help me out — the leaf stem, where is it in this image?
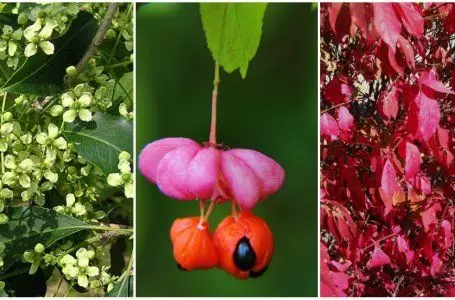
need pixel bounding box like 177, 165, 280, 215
209, 62, 220, 145
104, 60, 132, 70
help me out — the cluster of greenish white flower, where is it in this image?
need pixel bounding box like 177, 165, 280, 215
23, 242, 119, 292
0, 3, 80, 68
0, 2, 134, 296
50, 83, 112, 123
107, 151, 133, 199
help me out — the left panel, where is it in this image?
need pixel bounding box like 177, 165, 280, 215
0, 2, 134, 297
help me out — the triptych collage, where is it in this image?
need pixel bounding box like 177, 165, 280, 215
0, 1, 454, 298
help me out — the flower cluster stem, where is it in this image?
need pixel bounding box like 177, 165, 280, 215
1, 92, 6, 174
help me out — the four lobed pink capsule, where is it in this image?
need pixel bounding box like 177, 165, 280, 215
138, 137, 285, 210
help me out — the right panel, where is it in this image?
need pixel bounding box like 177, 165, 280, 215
320, 3, 455, 297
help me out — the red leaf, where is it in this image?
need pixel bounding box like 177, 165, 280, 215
405, 142, 421, 179
323, 77, 353, 104
430, 253, 440, 277
416, 91, 440, 142
419, 71, 455, 94
321, 113, 339, 141
394, 3, 424, 37
321, 243, 347, 297
381, 159, 397, 200
444, 6, 455, 33
350, 3, 369, 39
367, 243, 391, 269
413, 174, 432, 195
337, 106, 354, 132
374, 3, 401, 53
440, 220, 452, 249
396, 235, 408, 253
331, 271, 349, 290
387, 46, 404, 75
328, 3, 351, 40
422, 203, 441, 232
378, 87, 399, 121
331, 260, 352, 272
397, 35, 415, 69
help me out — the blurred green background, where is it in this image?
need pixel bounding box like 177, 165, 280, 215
136, 3, 317, 297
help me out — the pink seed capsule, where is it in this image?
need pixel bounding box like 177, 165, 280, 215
138, 137, 285, 211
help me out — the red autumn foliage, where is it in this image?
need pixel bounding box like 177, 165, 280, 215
320, 2, 455, 297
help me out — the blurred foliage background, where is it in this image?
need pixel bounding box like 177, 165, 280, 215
136, 3, 317, 296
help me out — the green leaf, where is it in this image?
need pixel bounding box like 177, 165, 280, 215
0, 11, 98, 96
107, 71, 133, 106
200, 3, 267, 78
64, 112, 133, 174
0, 206, 88, 273
107, 275, 133, 297
0, 13, 15, 26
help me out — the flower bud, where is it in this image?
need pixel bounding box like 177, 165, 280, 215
105, 29, 116, 39
2, 112, 12, 122
50, 105, 64, 116
66, 66, 77, 77
34, 243, 45, 254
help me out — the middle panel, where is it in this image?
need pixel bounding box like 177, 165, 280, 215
136, 3, 318, 296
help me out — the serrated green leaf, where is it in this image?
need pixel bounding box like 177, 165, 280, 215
0, 11, 98, 96
63, 112, 133, 174
200, 3, 267, 78
0, 206, 88, 273
106, 275, 133, 297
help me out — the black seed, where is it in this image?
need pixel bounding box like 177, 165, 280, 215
177, 263, 187, 271
233, 236, 256, 271
249, 265, 268, 278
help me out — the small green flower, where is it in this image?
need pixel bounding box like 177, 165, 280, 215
0, 123, 14, 152
61, 92, 93, 123
55, 193, 87, 216
101, 266, 118, 292
107, 151, 133, 198
0, 25, 23, 57
59, 248, 99, 288
35, 123, 67, 150
23, 18, 56, 57
119, 103, 133, 120
23, 243, 45, 274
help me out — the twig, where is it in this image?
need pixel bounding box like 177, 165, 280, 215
321, 98, 356, 114
68, 3, 119, 86
392, 275, 405, 297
